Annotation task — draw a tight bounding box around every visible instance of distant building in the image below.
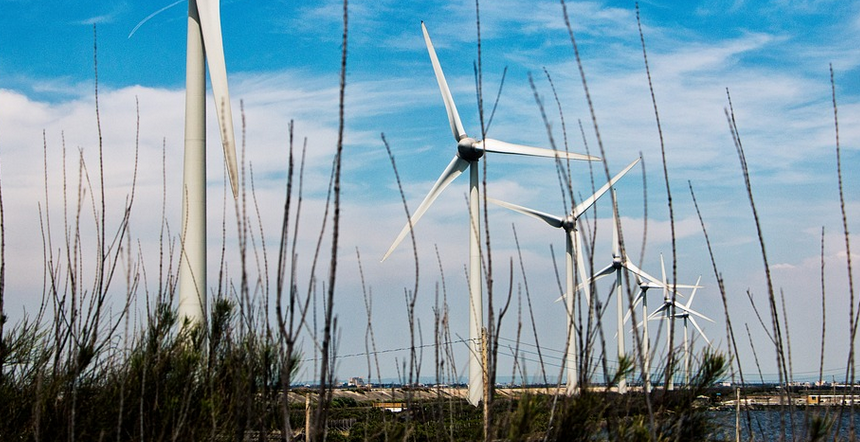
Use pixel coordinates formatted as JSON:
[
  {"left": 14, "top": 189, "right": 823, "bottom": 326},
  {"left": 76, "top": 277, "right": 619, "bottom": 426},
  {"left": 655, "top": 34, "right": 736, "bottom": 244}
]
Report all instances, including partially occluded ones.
[
  {"left": 347, "top": 377, "right": 366, "bottom": 387},
  {"left": 373, "top": 402, "right": 405, "bottom": 412}
]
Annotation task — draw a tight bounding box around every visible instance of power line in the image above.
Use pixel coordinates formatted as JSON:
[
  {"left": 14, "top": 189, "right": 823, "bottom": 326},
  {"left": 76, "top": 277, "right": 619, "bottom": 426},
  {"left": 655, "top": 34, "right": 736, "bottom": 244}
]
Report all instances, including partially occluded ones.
[
  {"left": 303, "top": 335, "right": 852, "bottom": 383},
  {"left": 301, "top": 338, "right": 473, "bottom": 362}
]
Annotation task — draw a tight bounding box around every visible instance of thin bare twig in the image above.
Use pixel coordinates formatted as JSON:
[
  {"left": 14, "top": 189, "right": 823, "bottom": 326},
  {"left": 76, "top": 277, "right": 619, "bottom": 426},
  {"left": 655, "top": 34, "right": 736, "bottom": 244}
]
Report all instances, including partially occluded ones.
[
  {"left": 512, "top": 225, "right": 549, "bottom": 386},
  {"left": 819, "top": 226, "right": 827, "bottom": 387},
  {"left": 635, "top": 4, "right": 679, "bottom": 395},
  {"left": 312, "top": 2, "right": 347, "bottom": 438},
  {"left": 831, "top": 63, "right": 857, "bottom": 440},
  {"left": 725, "top": 88, "right": 793, "bottom": 436}
]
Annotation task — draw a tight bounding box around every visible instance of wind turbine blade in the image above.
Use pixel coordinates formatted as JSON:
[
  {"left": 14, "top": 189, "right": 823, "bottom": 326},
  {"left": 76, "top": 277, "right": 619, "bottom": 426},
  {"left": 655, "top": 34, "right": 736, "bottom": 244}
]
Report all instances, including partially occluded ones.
[
  {"left": 129, "top": 0, "right": 185, "bottom": 39},
  {"left": 649, "top": 302, "right": 670, "bottom": 319},
  {"left": 421, "top": 22, "right": 466, "bottom": 142},
  {"left": 648, "top": 281, "right": 699, "bottom": 290},
  {"left": 591, "top": 264, "right": 616, "bottom": 281},
  {"left": 685, "top": 276, "right": 702, "bottom": 309},
  {"left": 689, "top": 317, "right": 711, "bottom": 346},
  {"left": 573, "top": 229, "right": 591, "bottom": 306},
  {"left": 623, "top": 259, "right": 662, "bottom": 287},
  {"left": 644, "top": 282, "right": 698, "bottom": 299},
  {"left": 654, "top": 254, "right": 699, "bottom": 294},
  {"left": 477, "top": 138, "right": 600, "bottom": 161},
  {"left": 382, "top": 155, "right": 469, "bottom": 261},
  {"left": 487, "top": 198, "right": 564, "bottom": 228},
  {"left": 195, "top": 0, "right": 239, "bottom": 198},
  {"left": 676, "top": 304, "right": 715, "bottom": 323},
  {"left": 566, "top": 234, "right": 611, "bottom": 300},
  {"left": 668, "top": 284, "right": 701, "bottom": 289},
  {"left": 622, "top": 290, "right": 644, "bottom": 324},
  {"left": 660, "top": 253, "right": 667, "bottom": 289},
  {"left": 571, "top": 158, "right": 640, "bottom": 218}
]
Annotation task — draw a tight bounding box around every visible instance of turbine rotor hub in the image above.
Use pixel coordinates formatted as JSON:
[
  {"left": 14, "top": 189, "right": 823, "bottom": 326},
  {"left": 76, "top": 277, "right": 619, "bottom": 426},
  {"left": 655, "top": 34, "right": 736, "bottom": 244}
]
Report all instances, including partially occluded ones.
[
  {"left": 457, "top": 137, "right": 483, "bottom": 161},
  {"left": 562, "top": 217, "right": 575, "bottom": 231}
]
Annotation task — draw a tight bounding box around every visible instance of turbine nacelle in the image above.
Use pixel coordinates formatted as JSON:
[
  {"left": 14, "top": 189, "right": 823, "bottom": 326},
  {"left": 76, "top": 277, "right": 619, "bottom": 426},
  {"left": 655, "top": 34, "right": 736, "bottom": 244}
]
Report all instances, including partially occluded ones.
[
  {"left": 560, "top": 216, "right": 576, "bottom": 231},
  {"left": 457, "top": 137, "right": 483, "bottom": 161}
]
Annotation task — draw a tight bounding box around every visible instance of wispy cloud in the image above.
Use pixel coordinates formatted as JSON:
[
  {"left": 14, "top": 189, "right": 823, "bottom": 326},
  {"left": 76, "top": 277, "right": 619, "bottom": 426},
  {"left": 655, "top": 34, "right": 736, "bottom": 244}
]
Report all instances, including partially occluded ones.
[{"left": 74, "top": 4, "right": 128, "bottom": 26}]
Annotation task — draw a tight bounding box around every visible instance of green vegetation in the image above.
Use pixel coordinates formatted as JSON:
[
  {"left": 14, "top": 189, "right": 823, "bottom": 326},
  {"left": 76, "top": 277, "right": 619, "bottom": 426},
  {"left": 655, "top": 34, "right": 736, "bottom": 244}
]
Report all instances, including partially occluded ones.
[
  {"left": 0, "top": 298, "right": 303, "bottom": 440},
  {"left": 0, "top": 316, "right": 733, "bottom": 441}
]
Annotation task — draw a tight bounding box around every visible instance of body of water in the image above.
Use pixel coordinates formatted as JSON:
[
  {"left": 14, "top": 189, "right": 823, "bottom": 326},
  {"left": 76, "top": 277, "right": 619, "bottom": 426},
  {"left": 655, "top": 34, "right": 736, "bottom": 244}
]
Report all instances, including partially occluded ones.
[{"left": 709, "top": 408, "right": 860, "bottom": 441}]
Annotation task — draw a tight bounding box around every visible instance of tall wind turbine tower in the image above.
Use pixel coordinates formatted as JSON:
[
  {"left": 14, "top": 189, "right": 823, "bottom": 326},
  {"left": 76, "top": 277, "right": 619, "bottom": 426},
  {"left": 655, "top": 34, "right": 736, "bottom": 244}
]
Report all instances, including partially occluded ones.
[
  {"left": 587, "top": 189, "right": 629, "bottom": 393},
  {"left": 178, "top": 0, "right": 240, "bottom": 325}
]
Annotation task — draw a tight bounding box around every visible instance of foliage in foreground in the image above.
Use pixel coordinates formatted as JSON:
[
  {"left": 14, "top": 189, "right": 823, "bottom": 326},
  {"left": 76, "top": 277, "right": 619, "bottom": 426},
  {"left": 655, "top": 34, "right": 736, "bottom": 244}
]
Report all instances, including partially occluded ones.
[
  {"left": 0, "top": 322, "right": 730, "bottom": 442},
  {"left": 0, "top": 299, "right": 302, "bottom": 441}
]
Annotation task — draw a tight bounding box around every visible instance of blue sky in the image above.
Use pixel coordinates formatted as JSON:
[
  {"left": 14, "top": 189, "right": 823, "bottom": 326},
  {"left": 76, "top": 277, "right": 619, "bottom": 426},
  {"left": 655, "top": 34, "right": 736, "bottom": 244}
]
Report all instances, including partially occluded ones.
[{"left": 1, "top": 0, "right": 859, "bottom": 385}]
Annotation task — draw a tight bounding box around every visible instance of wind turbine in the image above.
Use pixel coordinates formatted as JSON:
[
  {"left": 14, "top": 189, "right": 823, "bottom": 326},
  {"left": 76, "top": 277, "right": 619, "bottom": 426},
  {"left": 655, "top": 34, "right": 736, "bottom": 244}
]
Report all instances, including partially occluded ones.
[
  {"left": 673, "top": 285, "right": 712, "bottom": 385},
  {"left": 587, "top": 204, "right": 675, "bottom": 393},
  {"left": 648, "top": 269, "right": 713, "bottom": 388},
  {"left": 620, "top": 255, "right": 697, "bottom": 392},
  {"left": 488, "top": 158, "right": 639, "bottom": 394},
  {"left": 626, "top": 254, "right": 701, "bottom": 390},
  {"left": 178, "top": 0, "right": 240, "bottom": 325},
  {"left": 585, "top": 189, "right": 630, "bottom": 393},
  {"left": 381, "top": 22, "right": 599, "bottom": 407}
]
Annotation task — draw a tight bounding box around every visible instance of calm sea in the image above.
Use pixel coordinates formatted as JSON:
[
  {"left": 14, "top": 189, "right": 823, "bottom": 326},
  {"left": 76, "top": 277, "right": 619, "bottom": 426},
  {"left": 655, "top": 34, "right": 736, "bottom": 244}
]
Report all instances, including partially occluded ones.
[{"left": 709, "top": 409, "right": 860, "bottom": 441}]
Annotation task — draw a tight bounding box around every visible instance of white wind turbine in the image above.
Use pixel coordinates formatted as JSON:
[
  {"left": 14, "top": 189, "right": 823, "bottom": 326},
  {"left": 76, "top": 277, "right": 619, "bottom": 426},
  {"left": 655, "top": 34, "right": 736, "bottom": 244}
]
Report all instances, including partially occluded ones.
[
  {"left": 625, "top": 254, "right": 701, "bottom": 391},
  {"left": 489, "top": 158, "right": 640, "bottom": 395},
  {"left": 587, "top": 204, "right": 679, "bottom": 393},
  {"left": 647, "top": 265, "right": 713, "bottom": 388},
  {"left": 178, "top": 0, "right": 240, "bottom": 325},
  {"left": 381, "top": 22, "right": 599, "bottom": 406},
  {"left": 626, "top": 275, "right": 658, "bottom": 392},
  {"left": 672, "top": 283, "right": 712, "bottom": 385},
  {"left": 585, "top": 189, "right": 631, "bottom": 393}
]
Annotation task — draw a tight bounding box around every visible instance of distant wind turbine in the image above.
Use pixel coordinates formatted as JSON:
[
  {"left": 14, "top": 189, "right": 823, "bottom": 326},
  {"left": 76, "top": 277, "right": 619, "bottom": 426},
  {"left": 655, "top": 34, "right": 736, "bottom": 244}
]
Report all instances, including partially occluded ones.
[
  {"left": 626, "top": 254, "right": 700, "bottom": 391},
  {"left": 648, "top": 268, "right": 713, "bottom": 388},
  {"left": 586, "top": 204, "right": 684, "bottom": 392},
  {"left": 381, "top": 22, "right": 599, "bottom": 407},
  {"left": 672, "top": 282, "right": 713, "bottom": 385},
  {"left": 178, "top": 0, "right": 240, "bottom": 325},
  {"left": 489, "top": 158, "right": 639, "bottom": 394}
]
